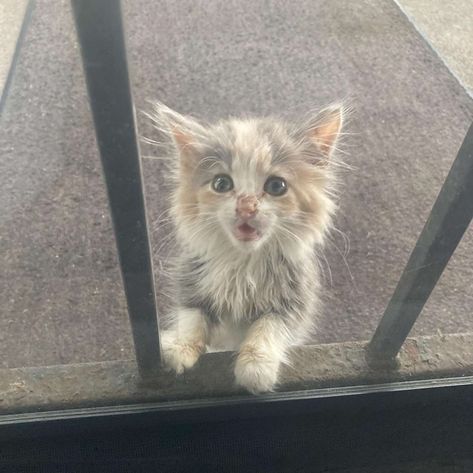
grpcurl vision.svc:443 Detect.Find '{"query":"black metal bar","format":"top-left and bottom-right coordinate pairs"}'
top-left (368, 123), bottom-right (473, 361)
top-left (71, 0), bottom-right (161, 377)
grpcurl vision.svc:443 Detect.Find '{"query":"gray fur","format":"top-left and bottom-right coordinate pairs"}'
top-left (175, 249), bottom-right (318, 334)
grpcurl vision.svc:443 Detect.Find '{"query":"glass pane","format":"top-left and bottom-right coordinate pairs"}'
top-left (1, 0), bottom-right (472, 417)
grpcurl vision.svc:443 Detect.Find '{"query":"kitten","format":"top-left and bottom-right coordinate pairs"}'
top-left (149, 103), bottom-right (344, 393)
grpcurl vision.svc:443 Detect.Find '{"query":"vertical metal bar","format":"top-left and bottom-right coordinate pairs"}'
top-left (72, 0), bottom-right (161, 377)
top-left (368, 123), bottom-right (473, 361)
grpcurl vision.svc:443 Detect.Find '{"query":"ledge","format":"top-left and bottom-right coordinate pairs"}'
top-left (1, 333), bottom-right (473, 415)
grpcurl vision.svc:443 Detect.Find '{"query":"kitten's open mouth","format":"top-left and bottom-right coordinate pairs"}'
top-left (235, 222), bottom-right (261, 242)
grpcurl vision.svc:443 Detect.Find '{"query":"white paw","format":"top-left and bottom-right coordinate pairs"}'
top-left (161, 332), bottom-right (204, 375)
top-left (234, 347), bottom-right (279, 394)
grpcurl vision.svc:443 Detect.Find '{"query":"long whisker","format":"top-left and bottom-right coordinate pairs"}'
top-left (326, 237), bottom-right (357, 290)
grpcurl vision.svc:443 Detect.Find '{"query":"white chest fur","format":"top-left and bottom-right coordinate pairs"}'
top-left (196, 249), bottom-right (273, 322)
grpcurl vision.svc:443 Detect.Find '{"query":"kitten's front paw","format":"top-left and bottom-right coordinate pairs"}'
top-left (161, 332), bottom-right (204, 375)
top-left (234, 346), bottom-right (279, 394)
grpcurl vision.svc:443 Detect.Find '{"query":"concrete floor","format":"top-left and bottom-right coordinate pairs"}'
top-left (0, 0), bottom-right (28, 103)
top-left (0, 0), bottom-right (473, 369)
top-left (396, 0), bottom-right (473, 96)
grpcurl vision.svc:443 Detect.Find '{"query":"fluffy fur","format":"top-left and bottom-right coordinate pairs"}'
top-left (147, 103), bottom-right (345, 393)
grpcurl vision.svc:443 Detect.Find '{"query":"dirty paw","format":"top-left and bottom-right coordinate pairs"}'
top-left (161, 332), bottom-right (204, 374)
top-left (234, 347), bottom-right (279, 394)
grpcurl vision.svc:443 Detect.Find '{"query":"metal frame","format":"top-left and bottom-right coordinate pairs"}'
top-left (72, 0), bottom-right (161, 378)
top-left (2, 379), bottom-right (473, 471)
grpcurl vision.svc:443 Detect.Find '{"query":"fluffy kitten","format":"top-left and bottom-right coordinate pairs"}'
top-left (149, 103), bottom-right (344, 393)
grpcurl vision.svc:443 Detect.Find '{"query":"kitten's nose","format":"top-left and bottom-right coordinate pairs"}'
top-left (236, 195), bottom-right (259, 220)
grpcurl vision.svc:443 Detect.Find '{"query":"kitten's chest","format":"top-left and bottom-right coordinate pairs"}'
top-left (197, 256), bottom-right (275, 320)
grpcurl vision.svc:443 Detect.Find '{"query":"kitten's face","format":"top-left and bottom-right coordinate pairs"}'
top-left (154, 105), bottom-right (343, 256)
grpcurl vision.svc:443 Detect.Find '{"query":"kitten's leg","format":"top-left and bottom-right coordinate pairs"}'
top-left (161, 308), bottom-right (208, 374)
top-left (234, 316), bottom-right (292, 394)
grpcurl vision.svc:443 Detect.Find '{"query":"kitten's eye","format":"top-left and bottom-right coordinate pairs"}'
top-left (264, 176), bottom-right (288, 196)
top-left (211, 174), bottom-right (234, 193)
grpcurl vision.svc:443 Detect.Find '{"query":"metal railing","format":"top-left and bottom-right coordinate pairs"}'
top-left (368, 123), bottom-right (473, 361)
top-left (72, 0), bottom-right (473, 379)
top-left (72, 0), bottom-right (161, 379)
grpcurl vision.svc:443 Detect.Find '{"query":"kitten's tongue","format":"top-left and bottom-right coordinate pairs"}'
top-left (239, 223), bottom-right (255, 234)
top-left (236, 222), bottom-right (259, 241)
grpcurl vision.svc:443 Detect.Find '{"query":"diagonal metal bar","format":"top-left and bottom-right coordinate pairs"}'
top-left (72, 0), bottom-right (161, 377)
top-left (368, 122), bottom-right (473, 361)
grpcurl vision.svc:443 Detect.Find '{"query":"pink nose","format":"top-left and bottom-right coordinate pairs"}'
top-left (236, 195), bottom-right (259, 220)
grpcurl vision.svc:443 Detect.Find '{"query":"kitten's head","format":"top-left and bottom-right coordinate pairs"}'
top-left (151, 103), bottom-right (344, 257)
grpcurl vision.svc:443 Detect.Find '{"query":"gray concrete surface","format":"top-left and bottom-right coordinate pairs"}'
top-left (396, 0), bottom-right (473, 96)
top-left (1, 0), bottom-right (473, 369)
top-left (2, 332), bottom-right (473, 414)
top-left (0, 0), bottom-right (28, 97)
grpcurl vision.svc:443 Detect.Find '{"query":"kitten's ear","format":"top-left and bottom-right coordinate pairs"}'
top-left (151, 102), bottom-right (207, 163)
top-left (303, 105), bottom-right (344, 160)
